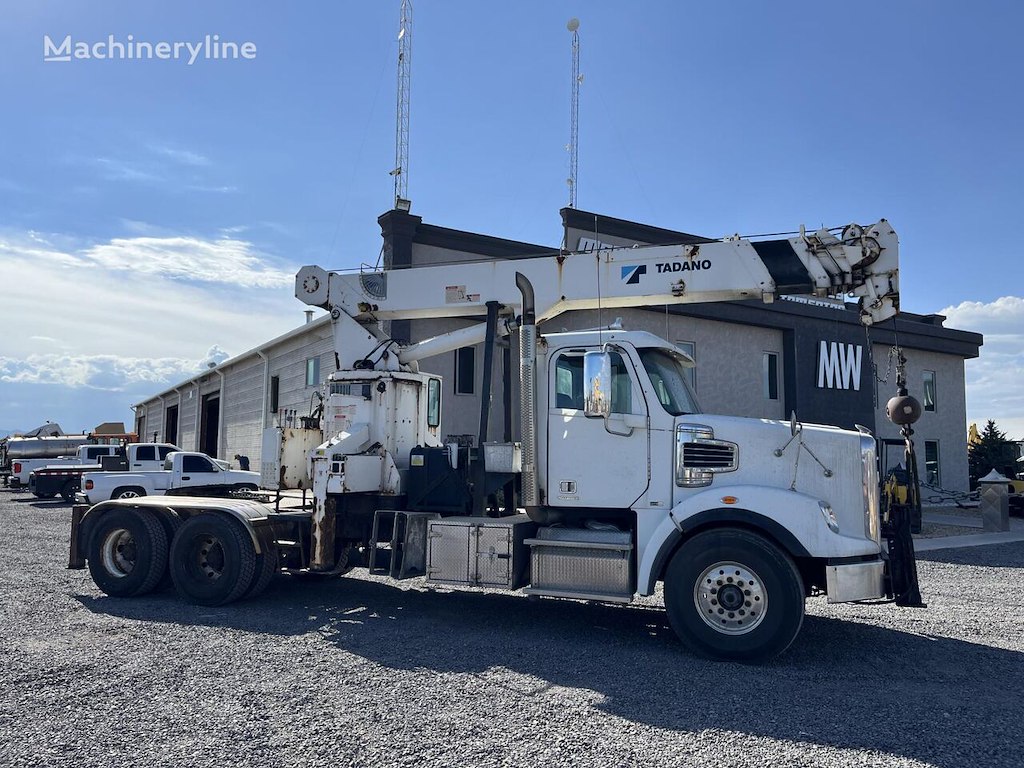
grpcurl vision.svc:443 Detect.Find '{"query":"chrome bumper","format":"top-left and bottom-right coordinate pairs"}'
top-left (826, 559), bottom-right (885, 603)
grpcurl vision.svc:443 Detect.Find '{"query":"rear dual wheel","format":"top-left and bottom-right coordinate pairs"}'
top-left (169, 514), bottom-right (259, 606)
top-left (87, 509), bottom-right (169, 598)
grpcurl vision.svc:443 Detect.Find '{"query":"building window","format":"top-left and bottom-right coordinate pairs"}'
top-left (305, 357), bottom-right (320, 388)
top-left (455, 347), bottom-right (475, 395)
top-left (923, 370), bottom-right (936, 412)
top-left (763, 352), bottom-right (779, 401)
top-left (270, 375), bottom-right (280, 413)
top-left (924, 440), bottom-right (940, 486)
top-left (675, 340), bottom-right (696, 389)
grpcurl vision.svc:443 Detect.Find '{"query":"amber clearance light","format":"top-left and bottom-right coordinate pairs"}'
top-left (721, 496), bottom-right (738, 505)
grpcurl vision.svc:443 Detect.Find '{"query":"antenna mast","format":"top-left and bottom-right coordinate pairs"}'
top-left (566, 18), bottom-right (580, 208)
top-left (392, 0), bottom-right (412, 208)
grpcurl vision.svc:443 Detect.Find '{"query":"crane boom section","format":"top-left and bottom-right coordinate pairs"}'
top-left (296, 220), bottom-right (898, 328)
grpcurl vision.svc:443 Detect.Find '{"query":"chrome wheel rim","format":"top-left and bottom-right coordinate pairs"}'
top-left (117, 490), bottom-right (140, 499)
top-left (694, 560), bottom-right (767, 635)
top-left (100, 528), bottom-right (136, 578)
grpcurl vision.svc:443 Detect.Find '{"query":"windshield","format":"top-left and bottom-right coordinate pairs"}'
top-left (638, 348), bottom-right (700, 416)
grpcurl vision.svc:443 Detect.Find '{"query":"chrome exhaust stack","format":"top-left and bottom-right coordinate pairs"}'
top-left (515, 272), bottom-right (540, 515)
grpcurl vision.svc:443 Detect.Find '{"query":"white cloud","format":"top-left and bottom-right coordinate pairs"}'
top-left (0, 229), bottom-right (301, 363)
top-left (94, 156), bottom-right (162, 183)
top-left (80, 235), bottom-right (292, 287)
top-left (0, 353), bottom-right (208, 391)
top-left (149, 145), bottom-right (210, 166)
top-left (941, 296), bottom-right (1024, 439)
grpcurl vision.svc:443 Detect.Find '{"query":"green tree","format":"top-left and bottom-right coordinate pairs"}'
top-left (967, 419), bottom-right (1019, 489)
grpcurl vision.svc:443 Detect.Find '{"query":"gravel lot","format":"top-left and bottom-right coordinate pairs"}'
top-left (2, 488), bottom-right (1022, 768)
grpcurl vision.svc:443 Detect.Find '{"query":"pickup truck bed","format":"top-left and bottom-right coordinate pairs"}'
top-left (30, 464), bottom-right (103, 501)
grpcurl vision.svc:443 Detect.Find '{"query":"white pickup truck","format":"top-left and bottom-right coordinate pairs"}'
top-left (11, 444), bottom-right (122, 489)
top-left (80, 451), bottom-right (261, 504)
top-left (29, 443), bottom-right (181, 501)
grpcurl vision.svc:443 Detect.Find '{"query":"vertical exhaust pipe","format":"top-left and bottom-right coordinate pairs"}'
top-left (515, 272), bottom-right (540, 513)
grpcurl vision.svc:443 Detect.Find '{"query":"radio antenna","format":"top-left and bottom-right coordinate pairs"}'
top-left (566, 18), bottom-right (581, 208)
top-left (391, 0), bottom-right (412, 209)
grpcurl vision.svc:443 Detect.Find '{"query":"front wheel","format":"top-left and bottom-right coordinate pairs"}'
top-left (664, 528), bottom-right (804, 663)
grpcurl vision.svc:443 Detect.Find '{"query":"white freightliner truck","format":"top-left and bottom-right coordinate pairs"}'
top-left (70, 220), bottom-right (923, 661)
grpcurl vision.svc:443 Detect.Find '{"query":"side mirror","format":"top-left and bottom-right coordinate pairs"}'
top-left (584, 350), bottom-right (612, 418)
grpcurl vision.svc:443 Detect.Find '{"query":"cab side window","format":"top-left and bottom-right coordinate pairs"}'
top-left (182, 455), bottom-right (217, 473)
top-left (555, 354), bottom-right (584, 410)
top-left (609, 353), bottom-right (632, 414)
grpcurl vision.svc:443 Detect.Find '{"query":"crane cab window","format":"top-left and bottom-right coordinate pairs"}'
top-left (427, 378), bottom-right (441, 428)
top-left (555, 352), bottom-right (632, 413)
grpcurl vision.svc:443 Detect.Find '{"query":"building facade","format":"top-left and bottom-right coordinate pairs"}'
top-left (135, 208), bottom-right (982, 492)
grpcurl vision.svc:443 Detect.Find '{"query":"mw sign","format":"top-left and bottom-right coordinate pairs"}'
top-left (817, 341), bottom-right (862, 391)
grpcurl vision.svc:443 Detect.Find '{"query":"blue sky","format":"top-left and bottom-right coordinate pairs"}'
top-left (1, 1), bottom-right (1022, 438)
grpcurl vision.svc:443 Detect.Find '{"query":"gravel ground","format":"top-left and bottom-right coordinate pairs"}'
top-left (2, 488), bottom-right (1023, 768)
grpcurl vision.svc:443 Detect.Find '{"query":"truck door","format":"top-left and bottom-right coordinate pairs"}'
top-left (546, 349), bottom-right (650, 508)
top-left (175, 454), bottom-right (220, 491)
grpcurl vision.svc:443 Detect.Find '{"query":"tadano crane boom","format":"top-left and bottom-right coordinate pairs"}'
top-left (295, 221), bottom-right (898, 371)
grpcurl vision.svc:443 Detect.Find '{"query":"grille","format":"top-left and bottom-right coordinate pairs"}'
top-left (683, 442), bottom-right (737, 469)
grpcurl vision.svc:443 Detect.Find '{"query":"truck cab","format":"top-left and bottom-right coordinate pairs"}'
top-left (536, 330), bottom-right (884, 601)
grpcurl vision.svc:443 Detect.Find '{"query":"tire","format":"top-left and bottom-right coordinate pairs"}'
top-left (60, 480), bottom-right (75, 503)
top-left (86, 509), bottom-right (169, 598)
top-left (246, 544), bottom-right (279, 598)
top-left (113, 487), bottom-right (146, 500)
top-left (169, 514), bottom-right (257, 606)
top-left (663, 527), bottom-right (805, 663)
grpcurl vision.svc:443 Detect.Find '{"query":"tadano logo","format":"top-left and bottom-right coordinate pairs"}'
top-left (621, 265), bottom-right (646, 285)
top-left (43, 34), bottom-right (257, 65)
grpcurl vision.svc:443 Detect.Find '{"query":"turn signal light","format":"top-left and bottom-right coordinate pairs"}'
top-left (721, 496), bottom-right (738, 505)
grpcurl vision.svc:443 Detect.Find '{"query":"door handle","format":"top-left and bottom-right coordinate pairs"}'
top-left (181, 476), bottom-right (190, 481)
